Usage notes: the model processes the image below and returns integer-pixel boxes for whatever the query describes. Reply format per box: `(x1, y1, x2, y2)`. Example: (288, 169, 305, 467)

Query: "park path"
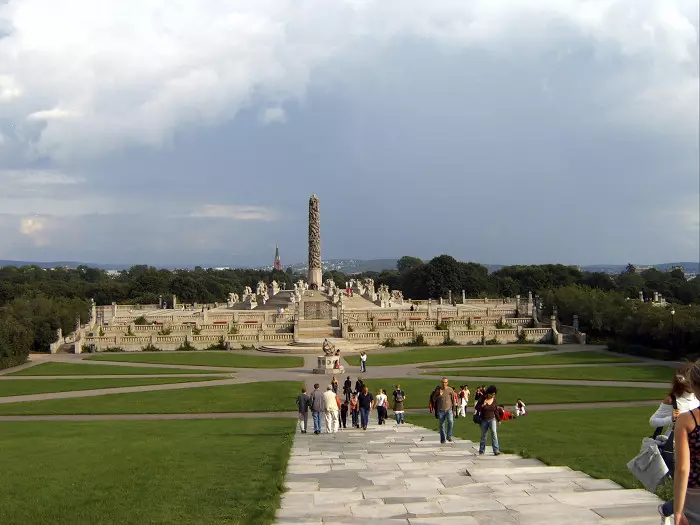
(275, 421, 660, 525)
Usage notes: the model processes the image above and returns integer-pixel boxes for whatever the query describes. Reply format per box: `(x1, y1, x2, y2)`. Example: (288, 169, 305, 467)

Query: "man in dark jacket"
(309, 383, 325, 434)
(296, 387, 310, 433)
(343, 376, 352, 403)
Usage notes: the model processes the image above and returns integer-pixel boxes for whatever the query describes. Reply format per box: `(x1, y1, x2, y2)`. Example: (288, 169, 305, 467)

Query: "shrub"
(241, 344, 256, 350)
(409, 334, 428, 347)
(133, 316, 149, 325)
(347, 326, 354, 333)
(436, 322, 448, 331)
(514, 332, 531, 344)
(98, 327, 105, 336)
(158, 327, 172, 336)
(206, 336, 227, 351)
(124, 327, 134, 336)
(0, 355, 28, 370)
(484, 337, 499, 345)
(141, 343, 162, 352)
(102, 347, 124, 352)
(381, 337, 398, 348)
(607, 341, 672, 361)
(176, 341, 197, 351)
(229, 326, 240, 335)
(442, 337, 459, 346)
(192, 327, 202, 335)
(495, 320, 514, 329)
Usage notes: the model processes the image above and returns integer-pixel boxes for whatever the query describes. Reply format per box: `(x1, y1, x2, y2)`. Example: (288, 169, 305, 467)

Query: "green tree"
(397, 256, 423, 274)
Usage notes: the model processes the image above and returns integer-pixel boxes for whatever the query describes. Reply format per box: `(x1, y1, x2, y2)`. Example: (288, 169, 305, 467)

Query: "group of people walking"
(295, 378, 407, 434)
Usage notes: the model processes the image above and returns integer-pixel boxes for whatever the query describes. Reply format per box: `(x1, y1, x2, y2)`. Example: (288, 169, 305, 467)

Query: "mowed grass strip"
(345, 346, 548, 366)
(356, 378, 666, 407)
(10, 362, 226, 376)
(0, 377, 218, 398)
(86, 351, 303, 369)
(0, 379, 666, 415)
(0, 419, 294, 525)
(422, 350, 637, 369)
(0, 381, 303, 414)
(411, 407, 669, 498)
(425, 365, 675, 383)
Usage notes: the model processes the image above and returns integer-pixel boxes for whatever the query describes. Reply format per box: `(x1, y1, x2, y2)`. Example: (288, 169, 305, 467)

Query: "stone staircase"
(299, 319, 341, 339)
(276, 422, 660, 524)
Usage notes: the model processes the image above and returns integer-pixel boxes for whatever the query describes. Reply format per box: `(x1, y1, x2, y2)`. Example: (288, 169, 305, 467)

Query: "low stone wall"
(83, 332, 295, 352)
(347, 327, 554, 346)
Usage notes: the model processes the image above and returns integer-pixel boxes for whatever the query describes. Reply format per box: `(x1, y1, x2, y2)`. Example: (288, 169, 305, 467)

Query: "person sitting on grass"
(515, 399, 527, 417)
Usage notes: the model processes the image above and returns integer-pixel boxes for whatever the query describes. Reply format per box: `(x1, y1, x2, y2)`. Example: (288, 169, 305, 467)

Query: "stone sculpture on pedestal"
(308, 195, 322, 288)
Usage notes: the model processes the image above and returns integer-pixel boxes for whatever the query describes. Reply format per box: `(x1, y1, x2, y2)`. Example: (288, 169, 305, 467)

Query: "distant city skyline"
(0, 1, 697, 266)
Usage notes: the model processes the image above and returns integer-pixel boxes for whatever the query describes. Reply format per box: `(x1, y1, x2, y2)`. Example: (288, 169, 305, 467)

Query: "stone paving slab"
(275, 421, 661, 525)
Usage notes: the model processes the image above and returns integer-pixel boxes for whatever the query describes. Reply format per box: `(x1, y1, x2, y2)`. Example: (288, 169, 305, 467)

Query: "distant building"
(273, 243, 282, 271)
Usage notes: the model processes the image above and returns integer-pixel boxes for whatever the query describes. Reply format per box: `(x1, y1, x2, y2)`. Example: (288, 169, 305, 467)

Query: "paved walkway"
(276, 421, 660, 524)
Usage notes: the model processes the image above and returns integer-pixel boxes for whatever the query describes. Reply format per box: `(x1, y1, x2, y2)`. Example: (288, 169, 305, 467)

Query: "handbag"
(627, 438, 669, 491)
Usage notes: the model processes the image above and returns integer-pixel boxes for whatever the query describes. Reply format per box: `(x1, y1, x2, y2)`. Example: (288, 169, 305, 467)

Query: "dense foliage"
(0, 257, 698, 364)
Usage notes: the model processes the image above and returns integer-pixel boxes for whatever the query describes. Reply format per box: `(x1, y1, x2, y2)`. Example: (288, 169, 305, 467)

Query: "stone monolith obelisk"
(308, 194, 322, 287)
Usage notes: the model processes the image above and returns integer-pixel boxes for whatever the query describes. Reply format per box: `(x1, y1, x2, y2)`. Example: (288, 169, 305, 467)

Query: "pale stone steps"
(275, 422, 660, 525)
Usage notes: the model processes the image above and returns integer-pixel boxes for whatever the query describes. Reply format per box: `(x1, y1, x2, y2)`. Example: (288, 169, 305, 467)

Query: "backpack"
(395, 391, 405, 403)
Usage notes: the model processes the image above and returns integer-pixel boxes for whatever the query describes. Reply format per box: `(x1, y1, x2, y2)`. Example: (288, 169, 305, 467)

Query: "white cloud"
(19, 217, 43, 235)
(27, 108, 79, 121)
(188, 204, 277, 221)
(259, 106, 287, 125)
(0, 0, 695, 160)
(0, 169, 83, 185)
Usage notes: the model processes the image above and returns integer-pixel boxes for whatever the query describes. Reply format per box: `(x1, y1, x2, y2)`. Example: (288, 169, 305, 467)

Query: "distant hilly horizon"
(0, 258, 697, 275)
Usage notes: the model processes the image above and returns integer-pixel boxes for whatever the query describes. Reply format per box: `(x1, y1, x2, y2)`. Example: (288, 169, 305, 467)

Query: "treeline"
(342, 256, 700, 306)
(0, 257, 698, 363)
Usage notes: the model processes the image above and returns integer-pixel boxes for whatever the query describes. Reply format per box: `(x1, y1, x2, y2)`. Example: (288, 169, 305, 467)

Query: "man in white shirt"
(360, 351, 367, 373)
(323, 386, 340, 434)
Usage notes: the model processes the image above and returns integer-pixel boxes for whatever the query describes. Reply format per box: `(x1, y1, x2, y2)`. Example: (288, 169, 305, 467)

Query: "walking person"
(343, 376, 352, 403)
(431, 377, 455, 444)
(375, 389, 387, 425)
(457, 385, 468, 418)
(309, 383, 324, 435)
(673, 361, 700, 525)
(475, 385, 501, 456)
(323, 386, 340, 434)
(360, 351, 367, 373)
(392, 384, 406, 424)
(331, 376, 339, 394)
(651, 364, 698, 523)
(340, 401, 348, 429)
(358, 385, 374, 430)
(350, 392, 360, 428)
(355, 377, 364, 395)
(296, 387, 310, 434)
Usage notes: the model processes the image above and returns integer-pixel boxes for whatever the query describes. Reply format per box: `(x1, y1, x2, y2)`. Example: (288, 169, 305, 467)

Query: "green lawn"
(86, 351, 303, 369)
(421, 350, 637, 368)
(0, 381, 304, 414)
(411, 408, 669, 499)
(357, 378, 666, 407)
(425, 365, 675, 383)
(10, 362, 225, 376)
(0, 377, 218, 398)
(0, 419, 294, 525)
(345, 346, 548, 366)
(0, 378, 666, 415)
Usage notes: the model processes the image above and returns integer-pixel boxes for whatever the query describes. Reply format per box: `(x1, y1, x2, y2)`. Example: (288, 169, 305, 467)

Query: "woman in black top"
(475, 385, 501, 456)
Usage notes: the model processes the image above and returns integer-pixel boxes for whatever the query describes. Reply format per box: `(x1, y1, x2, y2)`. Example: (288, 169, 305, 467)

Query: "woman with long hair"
(673, 362, 700, 524)
(474, 385, 501, 456)
(651, 365, 699, 432)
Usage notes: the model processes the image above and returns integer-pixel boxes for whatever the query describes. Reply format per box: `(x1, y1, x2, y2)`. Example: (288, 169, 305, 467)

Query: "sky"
(0, 0, 698, 268)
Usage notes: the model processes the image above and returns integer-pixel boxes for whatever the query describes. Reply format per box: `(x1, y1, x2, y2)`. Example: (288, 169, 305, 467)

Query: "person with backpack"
(392, 384, 406, 424)
(650, 364, 699, 523)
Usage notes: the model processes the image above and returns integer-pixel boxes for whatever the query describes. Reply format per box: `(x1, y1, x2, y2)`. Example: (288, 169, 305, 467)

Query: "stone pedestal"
(313, 355, 344, 375)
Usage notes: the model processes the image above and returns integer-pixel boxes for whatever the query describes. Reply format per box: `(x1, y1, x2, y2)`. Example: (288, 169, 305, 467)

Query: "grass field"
(0, 381, 304, 414)
(421, 351, 637, 368)
(425, 365, 675, 383)
(0, 419, 294, 525)
(0, 378, 663, 415)
(86, 351, 303, 369)
(344, 346, 548, 366)
(9, 362, 225, 376)
(411, 407, 670, 499)
(0, 377, 218, 398)
(356, 378, 666, 407)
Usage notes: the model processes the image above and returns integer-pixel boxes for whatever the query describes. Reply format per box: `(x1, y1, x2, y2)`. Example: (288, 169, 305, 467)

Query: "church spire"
(273, 243, 282, 270)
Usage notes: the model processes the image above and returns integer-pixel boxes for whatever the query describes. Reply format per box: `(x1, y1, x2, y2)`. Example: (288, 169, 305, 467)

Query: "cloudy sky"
(0, 0, 698, 268)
